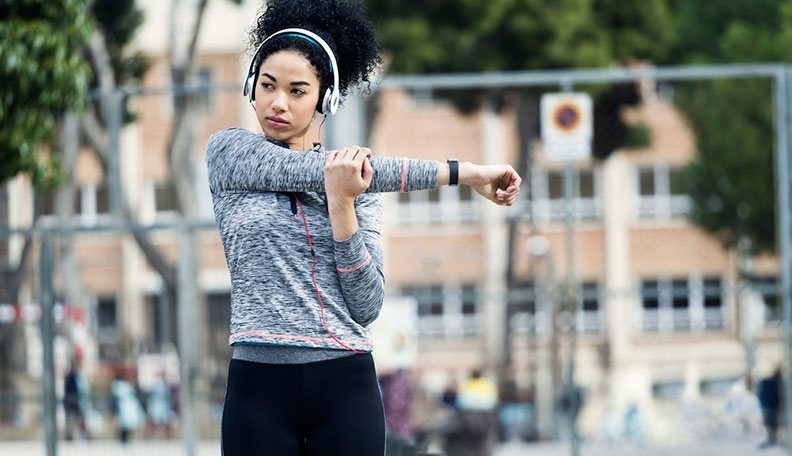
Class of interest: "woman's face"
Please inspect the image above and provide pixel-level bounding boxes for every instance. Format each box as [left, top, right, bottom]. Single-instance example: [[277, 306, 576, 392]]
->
[[254, 50, 322, 149]]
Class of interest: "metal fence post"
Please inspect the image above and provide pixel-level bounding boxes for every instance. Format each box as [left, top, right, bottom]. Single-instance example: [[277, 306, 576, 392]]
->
[[178, 222, 198, 456], [776, 66, 792, 456], [39, 234, 57, 456], [559, 79, 580, 456]]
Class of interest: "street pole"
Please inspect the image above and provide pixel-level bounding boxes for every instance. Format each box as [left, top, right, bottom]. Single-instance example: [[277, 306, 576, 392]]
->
[[40, 235, 57, 456], [559, 80, 580, 456], [563, 161, 580, 456]]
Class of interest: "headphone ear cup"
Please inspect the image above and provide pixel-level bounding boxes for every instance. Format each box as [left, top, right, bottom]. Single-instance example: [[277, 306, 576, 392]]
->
[[318, 87, 333, 114], [245, 73, 257, 101]]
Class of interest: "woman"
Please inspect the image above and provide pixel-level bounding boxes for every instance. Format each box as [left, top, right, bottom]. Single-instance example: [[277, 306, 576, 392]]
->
[[206, 0, 521, 454]]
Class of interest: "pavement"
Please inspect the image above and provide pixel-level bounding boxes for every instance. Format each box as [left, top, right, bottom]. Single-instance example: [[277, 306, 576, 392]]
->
[[0, 439, 788, 455]]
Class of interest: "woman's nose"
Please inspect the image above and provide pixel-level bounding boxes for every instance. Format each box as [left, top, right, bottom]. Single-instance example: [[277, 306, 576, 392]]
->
[[270, 90, 288, 112]]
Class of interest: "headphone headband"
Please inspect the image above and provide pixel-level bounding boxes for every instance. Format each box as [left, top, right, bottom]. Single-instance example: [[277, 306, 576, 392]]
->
[[242, 28, 340, 115]]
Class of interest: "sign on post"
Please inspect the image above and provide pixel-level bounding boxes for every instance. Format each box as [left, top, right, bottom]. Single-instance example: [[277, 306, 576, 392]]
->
[[541, 93, 593, 162]]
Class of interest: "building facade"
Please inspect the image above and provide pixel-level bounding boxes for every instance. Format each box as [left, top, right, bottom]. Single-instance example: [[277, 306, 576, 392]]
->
[[0, 0, 783, 441]]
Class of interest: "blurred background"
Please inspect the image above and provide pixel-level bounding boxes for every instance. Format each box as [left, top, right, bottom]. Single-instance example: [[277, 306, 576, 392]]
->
[[1, 0, 792, 455]]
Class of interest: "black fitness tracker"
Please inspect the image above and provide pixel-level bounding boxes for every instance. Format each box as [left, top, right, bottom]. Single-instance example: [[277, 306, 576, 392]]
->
[[447, 158, 459, 187]]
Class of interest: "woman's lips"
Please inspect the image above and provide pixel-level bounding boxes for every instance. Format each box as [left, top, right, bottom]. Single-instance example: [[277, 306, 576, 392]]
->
[[266, 117, 289, 129]]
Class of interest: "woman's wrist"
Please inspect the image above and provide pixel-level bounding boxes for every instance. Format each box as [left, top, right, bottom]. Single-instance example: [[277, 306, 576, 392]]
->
[[327, 195, 359, 241], [458, 161, 477, 186], [438, 160, 476, 186]]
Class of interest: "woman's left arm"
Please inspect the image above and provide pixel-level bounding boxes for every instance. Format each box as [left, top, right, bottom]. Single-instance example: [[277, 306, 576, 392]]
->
[[331, 194, 385, 326], [325, 149, 384, 326]]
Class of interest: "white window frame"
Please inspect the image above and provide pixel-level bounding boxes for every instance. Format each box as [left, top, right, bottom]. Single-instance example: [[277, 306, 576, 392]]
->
[[640, 276, 726, 333], [577, 282, 605, 333], [78, 181, 112, 226], [395, 186, 478, 226], [404, 283, 482, 338], [636, 164, 691, 220], [531, 166, 602, 223]]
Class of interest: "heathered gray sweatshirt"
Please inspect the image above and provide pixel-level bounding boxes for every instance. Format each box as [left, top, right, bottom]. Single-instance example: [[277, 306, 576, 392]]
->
[[206, 128, 438, 354]]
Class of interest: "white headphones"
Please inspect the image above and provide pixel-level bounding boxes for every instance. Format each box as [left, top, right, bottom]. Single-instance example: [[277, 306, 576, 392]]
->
[[242, 28, 340, 115]]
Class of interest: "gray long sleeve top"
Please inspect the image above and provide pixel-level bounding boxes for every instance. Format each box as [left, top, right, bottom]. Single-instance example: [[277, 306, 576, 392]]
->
[[206, 128, 438, 354]]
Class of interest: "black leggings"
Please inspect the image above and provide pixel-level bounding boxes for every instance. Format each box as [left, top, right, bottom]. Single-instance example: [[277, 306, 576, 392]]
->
[[221, 353, 386, 455]]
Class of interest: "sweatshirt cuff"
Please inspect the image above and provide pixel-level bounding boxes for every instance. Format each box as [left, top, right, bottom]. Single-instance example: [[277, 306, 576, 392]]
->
[[334, 231, 371, 273]]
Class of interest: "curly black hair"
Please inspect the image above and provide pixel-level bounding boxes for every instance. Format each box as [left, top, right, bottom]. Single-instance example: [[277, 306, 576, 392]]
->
[[248, 0, 382, 104]]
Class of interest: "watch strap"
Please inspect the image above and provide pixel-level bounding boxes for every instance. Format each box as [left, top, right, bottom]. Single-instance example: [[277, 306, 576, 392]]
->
[[447, 158, 459, 187]]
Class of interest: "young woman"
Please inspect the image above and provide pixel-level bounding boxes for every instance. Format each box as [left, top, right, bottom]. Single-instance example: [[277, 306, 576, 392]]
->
[[206, 0, 521, 454]]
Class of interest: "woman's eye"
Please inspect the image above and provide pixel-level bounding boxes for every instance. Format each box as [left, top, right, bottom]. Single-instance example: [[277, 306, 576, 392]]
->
[[292, 89, 306, 96], [261, 82, 274, 90]]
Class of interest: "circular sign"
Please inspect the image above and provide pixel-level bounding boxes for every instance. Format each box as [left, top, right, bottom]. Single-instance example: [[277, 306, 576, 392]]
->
[[553, 103, 581, 131]]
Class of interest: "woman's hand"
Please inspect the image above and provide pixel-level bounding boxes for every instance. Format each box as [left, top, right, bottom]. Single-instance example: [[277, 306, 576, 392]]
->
[[461, 162, 522, 206], [324, 146, 374, 204]]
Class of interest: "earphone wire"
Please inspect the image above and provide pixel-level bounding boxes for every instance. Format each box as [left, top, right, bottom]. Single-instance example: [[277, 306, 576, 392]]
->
[[317, 113, 328, 149], [294, 195, 366, 354]]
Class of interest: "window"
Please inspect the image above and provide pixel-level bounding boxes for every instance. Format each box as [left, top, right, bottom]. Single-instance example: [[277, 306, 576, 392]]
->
[[155, 180, 180, 214], [531, 167, 601, 222], [700, 377, 738, 397], [754, 276, 780, 324], [548, 171, 564, 199], [74, 181, 111, 224], [702, 278, 725, 329], [461, 285, 477, 315], [34, 190, 56, 218], [96, 295, 118, 341], [639, 169, 655, 196], [195, 67, 214, 111], [395, 186, 478, 225], [652, 380, 685, 400], [636, 165, 691, 219], [508, 283, 537, 335], [578, 282, 603, 333], [401, 284, 481, 337], [640, 276, 726, 332], [671, 279, 690, 329], [579, 171, 595, 198]]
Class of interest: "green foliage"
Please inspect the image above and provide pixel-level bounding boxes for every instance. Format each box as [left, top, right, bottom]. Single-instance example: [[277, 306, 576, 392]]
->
[[671, 0, 792, 254], [677, 79, 776, 252], [365, 0, 672, 73], [0, 0, 92, 189], [364, 0, 671, 159]]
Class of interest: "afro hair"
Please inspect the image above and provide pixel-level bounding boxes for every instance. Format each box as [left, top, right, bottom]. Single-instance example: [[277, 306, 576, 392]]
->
[[248, 0, 382, 101]]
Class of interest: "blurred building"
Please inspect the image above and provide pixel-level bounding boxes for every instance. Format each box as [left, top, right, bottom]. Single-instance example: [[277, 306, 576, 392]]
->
[[0, 0, 783, 443]]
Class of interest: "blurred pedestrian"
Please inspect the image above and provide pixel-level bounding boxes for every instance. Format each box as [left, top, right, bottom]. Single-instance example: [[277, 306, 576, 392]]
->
[[205, 0, 521, 454], [442, 379, 459, 409], [623, 403, 645, 446], [63, 356, 91, 441], [146, 371, 173, 438], [430, 370, 499, 456], [380, 368, 414, 440], [757, 366, 783, 449], [111, 370, 144, 445]]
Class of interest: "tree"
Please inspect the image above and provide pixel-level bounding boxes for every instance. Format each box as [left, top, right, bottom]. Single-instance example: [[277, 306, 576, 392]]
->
[[367, 0, 671, 74], [0, 0, 92, 188], [668, 0, 792, 254], [0, 0, 93, 424]]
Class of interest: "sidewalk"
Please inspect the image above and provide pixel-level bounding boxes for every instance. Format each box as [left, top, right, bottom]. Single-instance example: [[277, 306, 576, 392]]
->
[[495, 440, 788, 456], [0, 439, 788, 455]]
